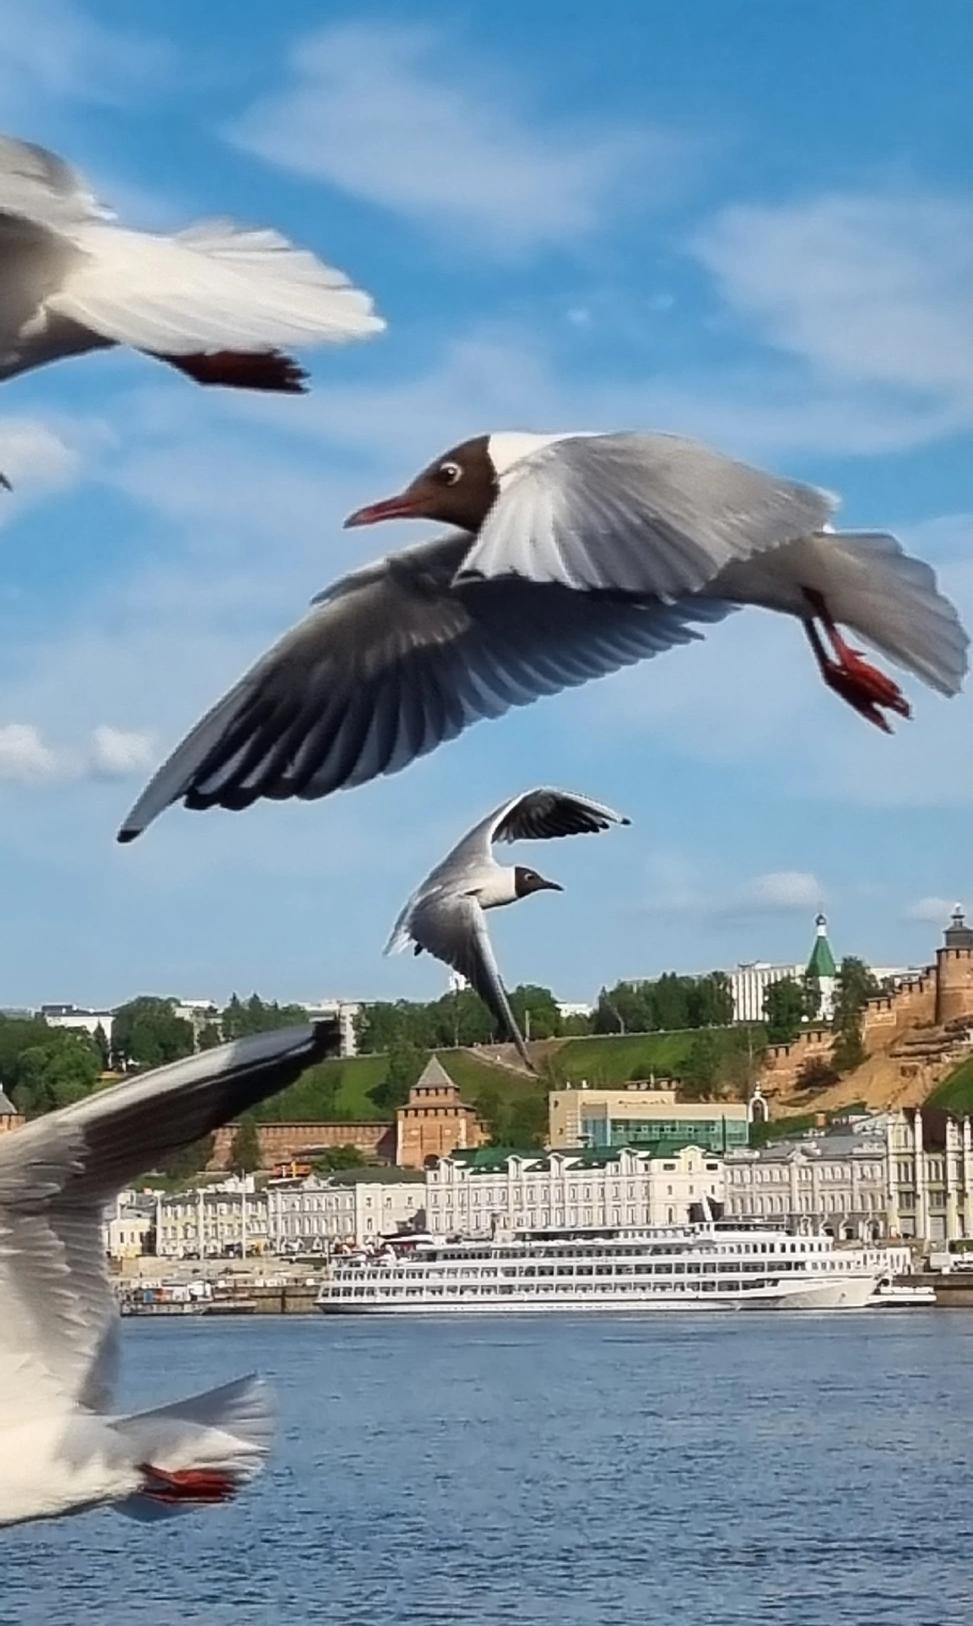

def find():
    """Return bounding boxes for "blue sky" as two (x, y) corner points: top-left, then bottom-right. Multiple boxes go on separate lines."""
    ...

(0, 0), (970, 1008)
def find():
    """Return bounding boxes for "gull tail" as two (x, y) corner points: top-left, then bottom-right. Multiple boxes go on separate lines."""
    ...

(112, 1375), (273, 1522)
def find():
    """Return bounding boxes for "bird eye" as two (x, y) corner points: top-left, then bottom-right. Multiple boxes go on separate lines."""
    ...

(438, 461), (463, 485)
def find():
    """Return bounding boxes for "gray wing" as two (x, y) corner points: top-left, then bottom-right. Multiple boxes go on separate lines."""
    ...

(0, 1024), (332, 1417)
(457, 432), (837, 595)
(0, 135), (110, 227)
(440, 788), (630, 875)
(408, 892), (532, 1070)
(118, 532), (731, 840)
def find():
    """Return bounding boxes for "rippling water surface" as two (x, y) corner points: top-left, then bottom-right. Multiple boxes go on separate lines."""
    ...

(4, 1311), (973, 1626)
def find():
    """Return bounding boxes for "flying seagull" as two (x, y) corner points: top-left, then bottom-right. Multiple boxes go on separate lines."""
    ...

(344, 429), (967, 730)
(0, 1023), (332, 1529)
(0, 134), (382, 401)
(116, 516), (966, 842)
(385, 788), (629, 1069)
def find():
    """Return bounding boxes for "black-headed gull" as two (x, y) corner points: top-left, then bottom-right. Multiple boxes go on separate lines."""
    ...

(116, 515), (965, 841)
(344, 429), (967, 730)
(0, 1022), (331, 1528)
(385, 788), (628, 1069)
(0, 134), (383, 396)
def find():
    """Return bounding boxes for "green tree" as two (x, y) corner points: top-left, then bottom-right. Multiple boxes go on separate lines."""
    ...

(111, 997), (195, 1071)
(221, 993), (308, 1040)
(314, 1145), (367, 1172)
(763, 976), (814, 1046)
(197, 1022), (222, 1052)
(368, 1043), (426, 1112)
(688, 972), (734, 1028)
(508, 986), (562, 1042)
(681, 1032), (720, 1098)
(11, 1034), (100, 1116)
(830, 957), (880, 1073)
(92, 1022), (111, 1070)
(228, 1114), (261, 1175)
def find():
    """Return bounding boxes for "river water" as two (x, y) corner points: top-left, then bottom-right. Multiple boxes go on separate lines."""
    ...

(3, 1311), (971, 1626)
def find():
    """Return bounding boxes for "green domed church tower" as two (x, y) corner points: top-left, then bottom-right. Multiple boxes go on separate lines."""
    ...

(805, 912), (838, 1021)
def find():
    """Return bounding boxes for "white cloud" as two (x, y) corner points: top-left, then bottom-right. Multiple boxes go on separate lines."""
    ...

(88, 725), (155, 779)
(0, 0), (169, 112)
(0, 723), (158, 787)
(692, 191), (973, 427)
(904, 896), (959, 925)
(739, 871), (823, 914)
(0, 417), (100, 517)
(229, 21), (686, 255)
(0, 724), (64, 784)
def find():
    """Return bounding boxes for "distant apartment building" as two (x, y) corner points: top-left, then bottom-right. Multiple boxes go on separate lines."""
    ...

(302, 998), (361, 1057)
(548, 1082), (751, 1157)
(267, 1170), (425, 1252)
(425, 1145), (725, 1236)
(105, 1191), (155, 1260)
(154, 1178), (270, 1259)
(40, 1003), (115, 1045)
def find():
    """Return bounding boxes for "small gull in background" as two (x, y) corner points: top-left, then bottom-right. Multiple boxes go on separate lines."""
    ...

(385, 787), (629, 1069)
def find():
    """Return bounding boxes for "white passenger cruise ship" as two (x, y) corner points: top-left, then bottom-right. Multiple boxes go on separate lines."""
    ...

(317, 1223), (884, 1314)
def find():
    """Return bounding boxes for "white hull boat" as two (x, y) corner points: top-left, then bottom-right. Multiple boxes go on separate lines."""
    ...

(318, 1222), (883, 1316)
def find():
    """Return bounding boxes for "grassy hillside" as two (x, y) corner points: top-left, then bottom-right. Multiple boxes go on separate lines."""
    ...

(927, 1058), (973, 1115)
(552, 1027), (763, 1087)
(253, 1047), (540, 1124)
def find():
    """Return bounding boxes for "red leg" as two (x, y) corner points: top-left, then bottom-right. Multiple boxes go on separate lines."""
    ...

(148, 348), (308, 393)
(138, 1463), (239, 1503)
(802, 592), (910, 732)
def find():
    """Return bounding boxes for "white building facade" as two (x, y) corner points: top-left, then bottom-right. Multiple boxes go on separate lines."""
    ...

(425, 1146), (725, 1236)
(728, 963), (804, 1024)
(267, 1173), (425, 1252)
(155, 1178), (270, 1259)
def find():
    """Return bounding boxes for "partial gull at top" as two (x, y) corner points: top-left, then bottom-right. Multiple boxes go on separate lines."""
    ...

(386, 788), (630, 1070)
(0, 1023), (332, 1528)
(0, 133), (383, 397)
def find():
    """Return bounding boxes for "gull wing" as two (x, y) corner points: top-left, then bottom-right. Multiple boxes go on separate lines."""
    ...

(407, 891), (532, 1070)
(0, 1024), (332, 1419)
(458, 431), (836, 595)
(118, 533), (727, 840)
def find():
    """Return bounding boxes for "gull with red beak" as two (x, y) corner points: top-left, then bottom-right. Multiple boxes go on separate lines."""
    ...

(385, 788), (628, 1070)
(345, 429), (964, 733)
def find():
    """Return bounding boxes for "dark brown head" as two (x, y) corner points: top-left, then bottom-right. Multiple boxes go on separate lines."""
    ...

(344, 435), (498, 534)
(514, 865), (563, 900)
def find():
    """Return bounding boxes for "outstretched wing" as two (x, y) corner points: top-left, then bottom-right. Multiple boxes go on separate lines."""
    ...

(458, 432), (836, 595)
(408, 892), (531, 1070)
(119, 533), (729, 840)
(0, 1025), (333, 1420)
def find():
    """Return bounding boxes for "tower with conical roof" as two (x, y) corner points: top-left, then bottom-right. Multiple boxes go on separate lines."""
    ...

(936, 904), (973, 1023)
(805, 912), (838, 1021)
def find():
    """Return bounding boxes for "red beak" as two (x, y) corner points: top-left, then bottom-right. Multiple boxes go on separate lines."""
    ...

(344, 494), (420, 528)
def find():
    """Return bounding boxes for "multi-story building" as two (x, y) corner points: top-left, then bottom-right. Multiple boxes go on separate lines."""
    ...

(548, 1082), (751, 1156)
(729, 962), (804, 1024)
(105, 1191), (155, 1260)
(725, 1110), (973, 1244)
(266, 1170), (425, 1252)
(154, 1177), (270, 1259)
(40, 1003), (115, 1046)
(302, 999), (362, 1057)
(425, 1144), (725, 1237)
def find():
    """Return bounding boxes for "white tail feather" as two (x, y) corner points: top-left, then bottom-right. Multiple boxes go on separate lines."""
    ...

(112, 1375), (273, 1522)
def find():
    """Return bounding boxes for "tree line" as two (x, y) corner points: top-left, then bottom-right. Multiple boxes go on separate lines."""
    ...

(762, 956), (882, 1087)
